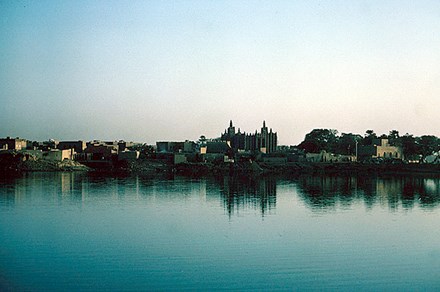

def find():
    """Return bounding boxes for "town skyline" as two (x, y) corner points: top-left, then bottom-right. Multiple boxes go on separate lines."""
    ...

(2, 1), (440, 145)
(1, 119), (438, 148)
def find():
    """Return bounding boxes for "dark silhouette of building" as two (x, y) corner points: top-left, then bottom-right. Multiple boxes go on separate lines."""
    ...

(221, 120), (277, 153)
(0, 137), (27, 150)
(57, 140), (86, 153)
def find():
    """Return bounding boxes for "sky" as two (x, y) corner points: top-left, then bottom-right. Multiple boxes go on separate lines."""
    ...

(1, 0), (440, 145)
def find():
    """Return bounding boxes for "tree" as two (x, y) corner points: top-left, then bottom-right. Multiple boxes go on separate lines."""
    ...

(335, 133), (362, 155)
(388, 130), (400, 145)
(388, 130), (400, 140)
(198, 135), (207, 146)
(297, 129), (338, 153)
(400, 133), (418, 160)
(362, 130), (377, 146)
(417, 135), (440, 159)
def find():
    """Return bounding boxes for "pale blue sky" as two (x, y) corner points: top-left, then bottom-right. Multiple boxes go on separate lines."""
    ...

(1, 1), (439, 144)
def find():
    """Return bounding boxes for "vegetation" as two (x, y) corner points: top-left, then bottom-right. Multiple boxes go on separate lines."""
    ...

(297, 129), (360, 155)
(297, 129), (440, 159)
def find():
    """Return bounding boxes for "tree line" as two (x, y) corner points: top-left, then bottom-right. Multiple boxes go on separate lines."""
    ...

(297, 129), (440, 160)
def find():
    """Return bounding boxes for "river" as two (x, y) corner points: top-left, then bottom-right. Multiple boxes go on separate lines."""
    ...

(1, 172), (440, 290)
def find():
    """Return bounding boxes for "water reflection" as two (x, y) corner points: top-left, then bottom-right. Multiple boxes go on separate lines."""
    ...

(296, 175), (440, 211)
(208, 176), (277, 217)
(1, 173), (440, 214)
(0, 172), (91, 206)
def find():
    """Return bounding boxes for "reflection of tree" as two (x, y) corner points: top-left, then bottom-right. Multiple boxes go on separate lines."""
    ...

(296, 175), (440, 210)
(296, 176), (357, 209)
(209, 176), (277, 217)
(3, 173), (440, 214)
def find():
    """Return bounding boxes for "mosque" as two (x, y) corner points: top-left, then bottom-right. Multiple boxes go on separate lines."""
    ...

(220, 120), (278, 154)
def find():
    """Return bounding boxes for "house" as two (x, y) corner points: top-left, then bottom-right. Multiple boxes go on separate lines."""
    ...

(306, 150), (355, 163)
(34, 139), (58, 151)
(42, 149), (75, 161)
(58, 140), (86, 153)
(118, 141), (136, 152)
(156, 141), (196, 153)
(0, 137), (27, 151)
(79, 142), (118, 161)
(156, 141), (197, 164)
(200, 141), (233, 163)
(358, 139), (403, 161)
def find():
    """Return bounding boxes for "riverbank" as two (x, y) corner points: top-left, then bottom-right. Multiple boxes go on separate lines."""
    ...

(0, 151), (90, 173)
(2, 150), (440, 177)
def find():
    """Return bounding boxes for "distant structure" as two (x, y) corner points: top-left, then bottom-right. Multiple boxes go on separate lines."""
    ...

(306, 150), (355, 163)
(358, 138), (403, 161)
(156, 141), (196, 153)
(83, 141), (119, 161)
(57, 140), (86, 153)
(221, 120), (277, 153)
(0, 137), (27, 151)
(42, 149), (75, 161)
(200, 141), (233, 163)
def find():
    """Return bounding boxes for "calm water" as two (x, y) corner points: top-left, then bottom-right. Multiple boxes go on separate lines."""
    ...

(1, 172), (440, 291)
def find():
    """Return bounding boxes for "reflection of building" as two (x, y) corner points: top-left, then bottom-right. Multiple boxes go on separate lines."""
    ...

(221, 120), (278, 154)
(358, 139), (403, 161)
(375, 178), (403, 209)
(60, 172), (75, 196)
(212, 176), (277, 217)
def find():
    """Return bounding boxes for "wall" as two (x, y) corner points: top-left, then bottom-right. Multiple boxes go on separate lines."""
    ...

(42, 149), (74, 161)
(85, 144), (117, 160)
(0, 138), (27, 150)
(376, 146), (403, 159)
(58, 141), (86, 153)
(306, 151), (355, 163)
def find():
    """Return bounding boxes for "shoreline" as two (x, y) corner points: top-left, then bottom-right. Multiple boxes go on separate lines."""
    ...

(2, 153), (440, 178)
